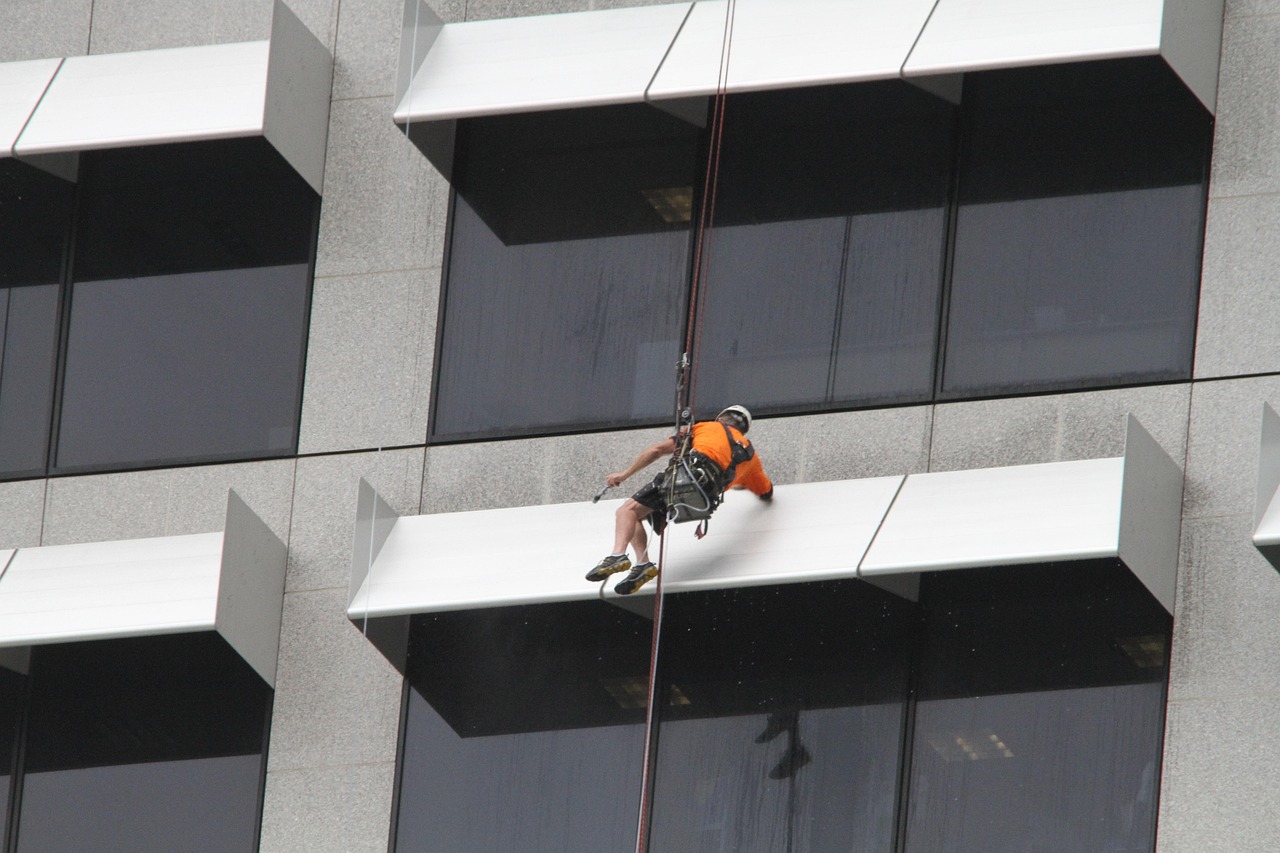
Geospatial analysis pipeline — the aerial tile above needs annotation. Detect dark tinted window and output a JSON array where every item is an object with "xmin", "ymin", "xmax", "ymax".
[
  {"xmin": 16, "ymin": 633, "xmax": 271, "ymax": 852},
  {"xmin": 902, "ymin": 561, "xmax": 1170, "ymax": 851},
  {"xmin": 694, "ymin": 83, "xmax": 953, "ymax": 415},
  {"xmin": 650, "ymin": 581, "xmax": 913, "ymax": 852},
  {"xmin": 0, "ymin": 665, "xmax": 22, "ymax": 839},
  {"xmin": 394, "ymin": 602, "xmax": 650, "ymax": 851},
  {"xmin": 54, "ymin": 139, "xmax": 317, "ymax": 472},
  {"xmin": 0, "ymin": 161, "xmax": 71, "ymax": 479},
  {"xmin": 431, "ymin": 105, "xmax": 698, "ymax": 440},
  {"xmin": 392, "ymin": 565, "xmax": 1171, "ymax": 849},
  {"xmin": 435, "ymin": 60, "xmax": 1212, "ymax": 441},
  {"xmin": 941, "ymin": 59, "xmax": 1212, "ymax": 396}
]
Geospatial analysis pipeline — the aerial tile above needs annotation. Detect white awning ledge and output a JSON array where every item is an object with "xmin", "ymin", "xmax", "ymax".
[
  {"xmin": 349, "ymin": 414, "xmax": 1182, "ymax": 651},
  {"xmin": 392, "ymin": 0, "xmax": 1222, "ymax": 166},
  {"xmin": 902, "ymin": 0, "xmax": 1224, "ymax": 112},
  {"xmin": 10, "ymin": 0, "xmax": 332, "ymax": 191},
  {"xmin": 1252, "ymin": 403, "xmax": 1280, "ymax": 572},
  {"xmin": 0, "ymin": 491, "xmax": 287, "ymax": 686},
  {"xmin": 393, "ymin": 2, "xmax": 694, "ymax": 124},
  {"xmin": 0, "ymin": 58, "xmax": 61, "ymax": 158},
  {"xmin": 861, "ymin": 416, "xmax": 1183, "ymax": 612},
  {"xmin": 645, "ymin": 0, "xmax": 940, "ymax": 100}
]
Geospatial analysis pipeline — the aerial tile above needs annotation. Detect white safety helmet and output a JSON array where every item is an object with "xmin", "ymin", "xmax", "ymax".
[{"xmin": 717, "ymin": 405, "xmax": 752, "ymax": 433}]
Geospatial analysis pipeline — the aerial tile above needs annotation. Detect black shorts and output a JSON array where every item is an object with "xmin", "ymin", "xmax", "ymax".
[{"xmin": 631, "ymin": 454, "xmax": 723, "ymax": 535}]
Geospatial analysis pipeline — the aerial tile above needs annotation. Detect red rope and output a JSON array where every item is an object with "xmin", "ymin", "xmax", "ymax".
[{"xmin": 634, "ymin": 4, "xmax": 737, "ymax": 851}]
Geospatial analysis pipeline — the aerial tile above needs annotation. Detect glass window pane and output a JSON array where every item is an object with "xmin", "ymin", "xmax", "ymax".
[
  {"xmin": 694, "ymin": 83, "xmax": 952, "ymax": 416},
  {"xmin": 431, "ymin": 105, "xmax": 698, "ymax": 440},
  {"xmin": 0, "ymin": 160, "xmax": 72, "ymax": 479},
  {"xmin": 942, "ymin": 58, "xmax": 1212, "ymax": 396},
  {"xmin": 54, "ymin": 139, "xmax": 317, "ymax": 472},
  {"xmin": 0, "ymin": 665, "xmax": 22, "ymax": 837},
  {"xmin": 18, "ymin": 633, "xmax": 271, "ymax": 852},
  {"xmin": 649, "ymin": 581, "xmax": 913, "ymax": 852},
  {"xmin": 394, "ymin": 602, "xmax": 650, "ymax": 851},
  {"xmin": 903, "ymin": 561, "xmax": 1171, "ymax": 852}
]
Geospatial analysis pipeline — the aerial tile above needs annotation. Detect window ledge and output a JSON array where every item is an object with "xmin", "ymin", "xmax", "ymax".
[{"xmin": 0, "ymin": 491, "xmax": 286, "ymax": 686}]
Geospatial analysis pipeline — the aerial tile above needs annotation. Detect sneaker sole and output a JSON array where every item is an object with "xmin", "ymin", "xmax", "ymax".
[
  {"xmin": 615, "ymin": 569, "xmax": 658, "ymax": 595},
  {"xmin": 586, "ymin": 561, "xmax": 631, "ymax": 582}
]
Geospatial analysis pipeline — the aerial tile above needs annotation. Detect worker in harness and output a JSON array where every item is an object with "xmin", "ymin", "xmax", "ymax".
[{"xmin": 587, "ymin": 405, "xmax": 774, "ymax": 594}]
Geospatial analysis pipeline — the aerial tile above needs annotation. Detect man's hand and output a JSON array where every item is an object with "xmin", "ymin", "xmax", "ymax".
[{"xmin": 606, "ymin": 472, "xmax": 628, "ymax": 488}]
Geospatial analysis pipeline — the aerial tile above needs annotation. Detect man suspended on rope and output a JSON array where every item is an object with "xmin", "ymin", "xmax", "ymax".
[{"xmin": 587, "ymin": 405, "xmax": 774, "ymax": 595}]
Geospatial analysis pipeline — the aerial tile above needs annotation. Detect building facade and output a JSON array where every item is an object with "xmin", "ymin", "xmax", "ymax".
[{"xmin": 1, "ymin": 0, "xmax": 1279, "ymax": 850}]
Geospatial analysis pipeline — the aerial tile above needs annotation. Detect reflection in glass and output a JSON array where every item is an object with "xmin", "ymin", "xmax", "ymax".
[
  {"xmin": 56, "ymin": 265, "xmax": 311, "ymax": 469},
  {"xmin": 0, "ymin": 161, "xmax": 72, "ymax": 479},
  {"xmin": 1, "ymin": 666, "xmax": 22, "ymax": 838},
  {"xmin": 431, "ymin": 104, "xmax": 699, "ymax": 440},
  {"xmin": 942, "ymin": 58, "xmax": 1212, "ymax": 396},
  {"xmin": 55, "ymin": 138, "xmax": 317, "ymax": 472},
  {"xmin": 649, "ymin": 581, "xmax": 914, "ymax": 852},
  {"xmin": 903, "ymin": 561, "xmax": 1171, "ymax": 853},
  {"xmin": 394, "ymin": 602, "xmax": 651, "ymax": 852},
  {"xmin": 17, "ymin": 633, "xmax": 271, "ymax": 852},
  {"xmin": 695, "ymin": 83, "xmax": 952, "ymax": 415}
]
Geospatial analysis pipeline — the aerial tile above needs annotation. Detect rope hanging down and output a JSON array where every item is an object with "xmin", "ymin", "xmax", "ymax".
[{"xmin": 635, "ymin": 2, "xmax": 739, "ymax": 852}]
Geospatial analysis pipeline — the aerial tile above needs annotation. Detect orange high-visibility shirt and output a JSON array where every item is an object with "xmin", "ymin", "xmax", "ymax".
[{"xmin": 686, "ymin": 421, "xmax": 773, "ymax": 496}]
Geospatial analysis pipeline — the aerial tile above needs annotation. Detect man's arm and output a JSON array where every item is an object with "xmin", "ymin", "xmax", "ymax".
[
  {"xmin": 606, "ymin": 437, "xmax": 678, "ymax": 488},
  {"xmin": 734, "ymin": 456, "xmax": 774, "ymax": 500}
]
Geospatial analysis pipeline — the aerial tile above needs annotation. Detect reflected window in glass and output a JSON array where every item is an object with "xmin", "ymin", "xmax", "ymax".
[
  {"xmin": 17, "ymin": 633, "xmax": 271, "ymax": 852},
  {"xmin": 431, "ymin": 105, "xmax": 699, "ymax": 440},
  {"xmin": 903, "ymin": 561, "xmax": 1170, "ymax": 852},
  {"xmin": 0, "ymin": 665, "xmax": 23, "ymax": 838},
  {"xmin": 53, "ymin": 139, "xmax": 318, "ymax": 472},
  {"xmin": 941, "ymin": 58, "xmax": 1212, "ymax": 396},
  {"xmin": 393, "ymin": 602, "xmax": 651, "ymax": 852},
  {"xmin": 694, "ymin": 83, "xmax": 953, "ymax": 416},
  {"xmin": 0, "ymin": 161, "xmax": 71, "ymax": 480},
  {"xmin": 649, "ymin": 581, "xmax": 914, "ymax": 852}
]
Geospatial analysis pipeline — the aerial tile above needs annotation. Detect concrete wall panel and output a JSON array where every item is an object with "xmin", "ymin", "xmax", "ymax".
[
  {"xmin": 1194, "ymin": 194, "xmax": 1280, "ymax": 378},
  {"xmin": 86, "ymin": 0, "xmax": 275, "ymax": 54},
  {"xmin": 266, "ymin": 587, "xmax": 402, "ymax": 773},
  {"xmin": 334, "ymin": 0, "xmax": 422, "ymax": 100},
  {"xmin": 1170, "ymin": 515, "xmax": 1280, "ymax": 700},
  {"xmin": 1206, "ymin": 11, "xmax": 1280, "ymax": 199},
  {"xmin": 299, "ymin": 269, "xmax": 437, "ymax": 454},
  {"xmin": 930, "ymin": 385, "xmax": 1191, "ymax": 473},
  {"xmin": 0, "ymin": 0, "xmax": 92, "ymax": 61},
  {"xmin": 314, "ymin": 94, "xmax": 449, "ymax": 278},
  {"xmin": 1158, "ymin": 696, "xmax": 1280, "ymax": 852},
  {"xmin": 41, "ymin": 460, "xmax": 296, "ymax": 546},
  {"xmin": 0, "ymin": 479, "xmax": 46, "ymax": 550},
  {"xmin": 289, "ymin": 448, "xmax": 424, "ymax": 592},
  {"xmin": 789, "ymin": 405, "xmax": 932, "ymax": 483},
  {"xmin": 422, "ymin": 426, "xmax": 670, "ymax": 513},
  {"xmin": 1225, "ymin": 0, "xmax": 1280, "ymax": 18},
  {"xmin": 259, "ymin": 761, "xmax": 396, "ymax": 853},
  {"xmin": 1183, "ymin": 376, "xmax": 1280, "ymax": 519}
]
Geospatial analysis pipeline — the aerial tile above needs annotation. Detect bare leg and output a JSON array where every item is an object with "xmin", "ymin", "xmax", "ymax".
[
  {"xmin": 630, "ymin": 521, "xmax": 650, "ymax": 564},
  {"xmin": 613, "ymin": 500, "xmax": 651, "ymax": 558}
]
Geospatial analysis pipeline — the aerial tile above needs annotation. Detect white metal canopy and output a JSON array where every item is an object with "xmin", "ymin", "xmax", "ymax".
[
  {"xmin": 0, "ymin": 491, "xmax": 287, "ymax": 686},
  {"xmin": 645, "ymin": 0, "xmax": 940, "ymax": 100},
  {"xmin": 349, "ymin": 416, "xmax": 1182, "ymax": 624},
  {"xmin": 1253, "ymin": 403, "xmax": 1280, "ymax": 571},
  {"xmin": 393, "ymin": 2, "xmax": 695, "ymax": 124},
  {"xmin": 393, "ymin": 0, "xmax": 1222, "ymax": 135},
  {"xmin": 902, "ymin": 0, "xmax": 1224, "ymax": 111},
  {"xmin": 0, "ymin": 58, "xmax": 61, "ymax": 158},
  {"xmin": 9, "ymin": 0, "xmax": 331, "ymax": 191}
]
